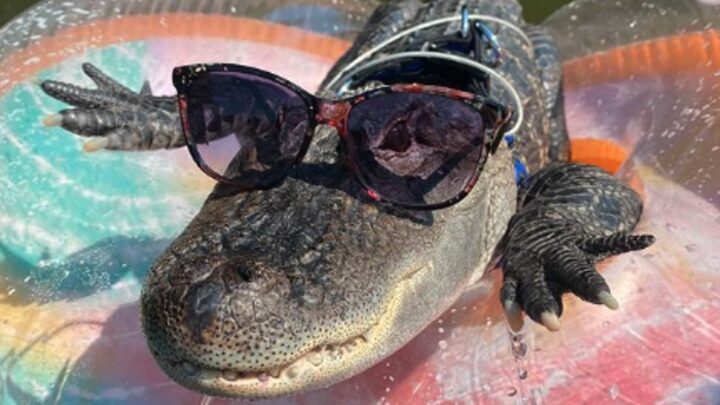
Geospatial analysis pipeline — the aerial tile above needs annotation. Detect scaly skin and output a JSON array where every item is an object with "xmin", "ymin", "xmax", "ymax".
[{"xmin": 40, "ymin": 0, "xmax": 654, "ymax": 398}]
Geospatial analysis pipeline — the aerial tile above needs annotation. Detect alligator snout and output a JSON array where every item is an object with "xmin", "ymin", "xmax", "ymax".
[{"xmin": 142, "ymin": 236, "xmax": 349, "ymax": 376}]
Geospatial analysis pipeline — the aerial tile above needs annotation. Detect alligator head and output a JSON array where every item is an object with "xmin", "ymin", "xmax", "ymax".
[{"xmin": 140, "ymin": 128, "xmax": 517, "ymax": 398}]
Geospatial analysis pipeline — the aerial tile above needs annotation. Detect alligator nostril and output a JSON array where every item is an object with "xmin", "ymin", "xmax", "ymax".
[
  {"xmin": 237, "ymin": 265, "xmax": 253, "ymax": 282},
  {"xmin": 185, "ymin": 280, "xmax": 225, "ymax": 342}
]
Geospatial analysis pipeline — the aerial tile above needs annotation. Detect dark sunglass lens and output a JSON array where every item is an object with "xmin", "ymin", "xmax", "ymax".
[
  {"xmin": 347, "ymin": 93, "xmax": 487, "ymax": 207},
  {"xmin": 185, "ymin": 72, "xmax": 310, "ymax": 187}
]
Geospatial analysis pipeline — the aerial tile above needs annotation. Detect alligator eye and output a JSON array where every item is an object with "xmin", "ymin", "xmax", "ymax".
[{"xmin": 185, "ymin": 280, "xmax": 224, "ymax": 342}]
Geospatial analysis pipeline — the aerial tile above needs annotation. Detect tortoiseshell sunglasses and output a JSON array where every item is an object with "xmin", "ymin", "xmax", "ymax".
[{"xmin": 173, "ymin": 63, "xmax": 512, "ymax": 210}]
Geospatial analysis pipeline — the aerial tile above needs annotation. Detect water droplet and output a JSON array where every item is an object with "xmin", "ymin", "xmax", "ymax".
[
  {"xmin": 517, "ymin": 368, "xmax": 528, "ymax": 379},
  {"xmin": 438, "ymin": 327, "xmax": 445, "ymax": 334},
  {"xmin": 530, "ymin": 388, "xmax": 544, "ymax": 403},
  {"xmin": 523, "ymin": 395, "xmax": 537, "ymax": 405},
  {"xmin": 506, "ymin": 387, "xmax": 518, "ymax": 396},
  {"xmin": 609, "ymin": 384, "xmax": 620, "ymax": 399},
  {"xmin": 511, "ymin": 340, "xmax": 527, "ymax": 358},
  {"xmin": 438, "ymin": 340, "xmax": 448, "ymax": 350}
]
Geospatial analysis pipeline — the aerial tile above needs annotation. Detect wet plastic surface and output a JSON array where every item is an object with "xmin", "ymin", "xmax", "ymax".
[{"xmin": 0, "ymin": 0, "xmax": 718, "ymax": 403}]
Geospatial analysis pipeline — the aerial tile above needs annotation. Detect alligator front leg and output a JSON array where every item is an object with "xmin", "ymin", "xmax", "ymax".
[
  {"xmin": 500, "ymin": 162, "xmax": 655, "ymax": 331},
  {"xmin": 41, "ymin": 63, "xmax": 184, "ymax": 152}
]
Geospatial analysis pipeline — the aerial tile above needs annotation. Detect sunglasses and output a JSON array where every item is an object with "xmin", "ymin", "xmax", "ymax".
[{"xmin": 172, "ymin": 63, "xmax": 512, "ymax": 210}]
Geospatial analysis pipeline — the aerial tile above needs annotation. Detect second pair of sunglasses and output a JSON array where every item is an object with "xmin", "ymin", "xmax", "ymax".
[{"xmin": 173, "ymin": 63, "xmax": 512, "ymax": 210}]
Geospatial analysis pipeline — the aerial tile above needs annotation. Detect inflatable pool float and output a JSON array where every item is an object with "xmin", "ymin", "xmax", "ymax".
[{"xmin": 0, "ymin": 0, "xmax": 717, "ymax": 403}]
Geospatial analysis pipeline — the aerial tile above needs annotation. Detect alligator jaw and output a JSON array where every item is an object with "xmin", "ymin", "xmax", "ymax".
[{"xmin": 156, "ymin": 260, "xmax": 436, "ymax": 399}]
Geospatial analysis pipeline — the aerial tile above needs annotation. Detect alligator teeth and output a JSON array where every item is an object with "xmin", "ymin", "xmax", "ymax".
[
  {"xmin": 222, "ymin": 370, "xmax": 239, "ymax": 381},
  {"xmin": 307, "ymin": 351, "xmax": 324, "ymax": 366},
  {"xmin": 286, "ymin": 366, "xmax": 300, "ymax": 379},
  {"xmin": 361, "ymin": 328, "xmax": 373, "ymax": 342},
  {"xmin": 268, "ymin": 366, "xmax": 282, "ymax": 378},
  {"xmin": 328, "ymin": 346, "xmax": 343, "ymax": 361}
]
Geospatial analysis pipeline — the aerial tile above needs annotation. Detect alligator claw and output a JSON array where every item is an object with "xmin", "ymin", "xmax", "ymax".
[
  {"xmin": 503, "ymin": 299, "xmax": 524, "ymax": 332},
  {"xmin": 40, "ymin": 63, "xmax": 185, "ymax": 151},
  {"xmin": 499, "ymin": 163, "xmax": 655, "ymax": 332},
  {"xmin": 597, "ymin": 291, "xmax": 619, "ymax": 310},
  {"xmin": 42, "ymin": 114, "xmax": 62, "ymax": 127},
  {"xmin": 83, "ymin": 137, "xmax": 109, "ymax": 152},
  {"xmin": 540, "ymin": 312, "xmax": 561, "ymax": 331}
]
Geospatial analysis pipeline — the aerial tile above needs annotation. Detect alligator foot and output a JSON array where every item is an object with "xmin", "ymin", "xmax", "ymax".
[
  {"xmin": 499, "ymin": 162, "xmax": 655, "ymax": 332},
  {"xmin": 40, "ymin": 63, "xmax": 184, "ymax": 151}
]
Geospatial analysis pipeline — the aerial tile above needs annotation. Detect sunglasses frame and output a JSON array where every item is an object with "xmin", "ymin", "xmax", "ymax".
[{"xmin": 173, "ymin": 63, "xmax": 512, "ymax": 210}]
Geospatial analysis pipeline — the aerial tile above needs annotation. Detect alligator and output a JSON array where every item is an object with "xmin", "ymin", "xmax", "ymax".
[{"xmin": 39, "ymin": 0, "xmax": 654, "ymax": 399}]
